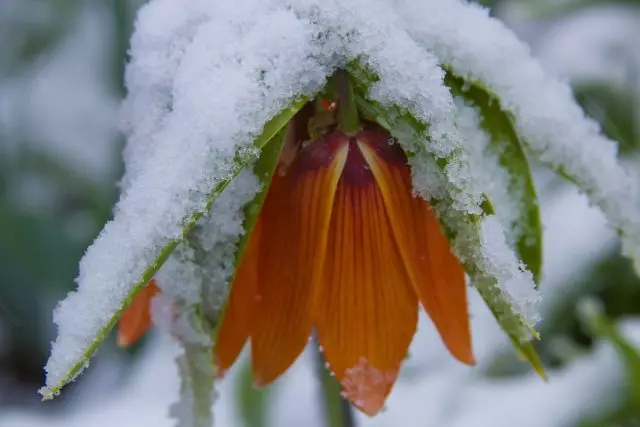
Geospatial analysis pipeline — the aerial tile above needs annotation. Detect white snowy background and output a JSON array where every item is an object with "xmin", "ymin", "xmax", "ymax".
[{"xmin": 1, "ymin": 1, "xmax": 639, "ymax": 426}]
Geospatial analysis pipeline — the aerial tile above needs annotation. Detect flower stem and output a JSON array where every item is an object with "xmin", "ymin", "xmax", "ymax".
[
  {"xmin": 313, "ymin": 338, "xmax": 357, "ymax": 427},
  {"xmin": 334, "ymin": 69, "xmax": 361, "ymax": 135}
]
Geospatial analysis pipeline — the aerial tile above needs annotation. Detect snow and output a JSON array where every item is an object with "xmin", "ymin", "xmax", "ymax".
[
  {"xmin": 452, "ymin": 97, "xmax": 524, "ymax": 244},
  {"xmin": 40, "ymin": 0, "xmax": 640, "ymax": 423},
  {"xmin": 477, "ymin": 216, "xmax": 540, "ymax": 323},
  {"xmin": 152, "ymin": 170, "xmax": 259, "ymax": 426},
  {"xmin": 41, "ymin": 0, "xmax": 328, "ymax": 396},
  {"xmin": 298, "ymin": 0, "xmax": 542, "ymax": 337},
  {"xmin": 396, "ymin": 0, "xmax": 640, "ymax": 274},
  {"xmin": 190, "ymin": 170, "xmax": 260, "ymax": 319}
]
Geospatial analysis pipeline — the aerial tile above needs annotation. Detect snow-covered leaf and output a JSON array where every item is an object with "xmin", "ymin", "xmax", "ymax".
[
  {"xmin": 351, "ymin": 74, "xmax": 544, "ymax": 376},
  {"xmin": 445, "ymin": 72, "xmax": 543, "ymax": 285},
  {"xmin": 398, "ymin": 0, "xmax": 640, "ymax": 278},
  {"xmin": 39, "ymin": 99, "xmax": 307, "ymax": 400}
]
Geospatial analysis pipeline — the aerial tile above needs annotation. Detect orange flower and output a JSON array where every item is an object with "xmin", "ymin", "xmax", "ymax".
[
  {"xmin": 218, "ymin": 122, "xmax": 474, "ymax": 414},
  {"xmin": 117, "ymin": 279, "xmax": 160, "ymax": 348},
  {"xmin": 119, "ymin": 122, "xmax": 474, "ymax": 416}
]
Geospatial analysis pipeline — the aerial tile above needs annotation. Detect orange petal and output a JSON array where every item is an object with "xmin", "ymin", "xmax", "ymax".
[
  {"xmin": 250, "ymin": 134, "xmax": 349, "ymax": 386},
  {"xmin": 117, "ymin": 279, "xmax": 160, "ymax": 347},
  {"xmin": 358, "ymin": 130, "xmax": 474, "ymax": 365},
  {"xmin": 214, "ymin": 219, "xmax": 262, "ymax": 377},
  {"xmin": 314, "ymin": 140, "xmax": 419, "ymax": 416}
]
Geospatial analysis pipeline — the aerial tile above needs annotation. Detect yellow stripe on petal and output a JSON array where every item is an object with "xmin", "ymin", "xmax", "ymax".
[
  {"xmin": 314, "ymin": 141, "xmax": 418, "ymax": 416},
  {"xmin": 357, "ymin": 130, "xmax": 475, "ymax": 365},
  {"xmin": 250, "ymin": 134, "xmax": 349, "ymax": 386},
  {"xmin": 215, "ymin": 220, "xmax": 262, "ymax": 377},
  {"xmin": 117, "ymin": 279, "xmax": 160, "ymax": 348}
]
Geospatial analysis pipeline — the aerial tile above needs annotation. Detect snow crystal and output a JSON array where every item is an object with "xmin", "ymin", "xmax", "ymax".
[
  {"xmin": 453, "ymin": 97, "xmax": 525, "ymax": 246},
  {"xmin": 295, "ymin": 0, "xmax": 491, "ymax": 216},
  {"xmin": 156, "ymin": 247, "xmax": 204, "ymax": 307},
  {"xmin": 154, "ymin": 169, "xmax": 259, "ymax": 330},
  {"xmin": 298, "ymin": 0, "xmax": 463, "ymax": 160},
  {"xmin": 41, "ymin": 0, "xmax": 329, "ymax": 395},
  {"xmin": 476, "ymin": 216, "xmax": 540, "ymax": 323},
  {"xmin": 397, "ymin": 0, "xmax": 640, "ymax": 273},
  {"xmin": 194, "ymin": 171, "xmax": 260, "ymax": 320}
]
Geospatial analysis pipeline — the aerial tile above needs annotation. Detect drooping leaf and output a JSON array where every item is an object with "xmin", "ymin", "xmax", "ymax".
[
  {"xmin": 509, "ymin": 337, "xmax": 547, "ymax": 380},
  {"xmin": 350, "ymin": 67, "xmax": 544, "ymax": 377},
  {"xmin": 40, "ymin": 98, "xmax": 308, "ymax": 400},
  {"xmin": 445, "ymin": 71, "xmax": 543, "ymax": 286}
]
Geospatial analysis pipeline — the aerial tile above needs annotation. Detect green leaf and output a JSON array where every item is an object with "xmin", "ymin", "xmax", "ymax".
[
  {"xmin": 349, "ymin": 66, "xmax": 544, "ymax": 377},
  {"xmin": 40, "ymin": 97, "xmax": 308, "ymax": 400},
  {"xmin": 510, "ymin": 338, "xmax": 547, "ymax": 380},
  {"xmin": 445, "ymin": 72, "xmax": 543, "ymax": 286},
  {"xmin": 236, "ymin": 357, "xmax": 271, "ymax": 427}
]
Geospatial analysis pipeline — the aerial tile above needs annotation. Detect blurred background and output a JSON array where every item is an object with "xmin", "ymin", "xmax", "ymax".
[{"xmin": 0, "ymin": 0, "xmax": 639, "ymax": 426}]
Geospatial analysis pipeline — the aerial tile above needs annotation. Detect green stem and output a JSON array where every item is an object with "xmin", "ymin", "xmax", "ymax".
[
  {"xmin": 313, "ymin": 337, "xmax": 356, "ymax": 427},
  {"xmin": 334, "ymin": 69, "xmax": 361, "ymax": 135}
]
